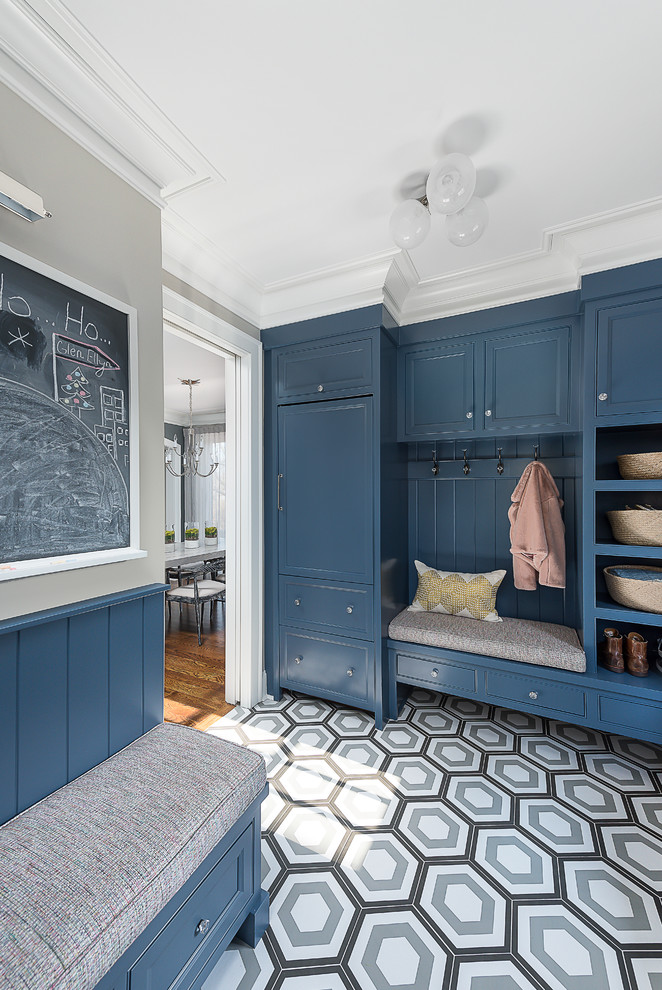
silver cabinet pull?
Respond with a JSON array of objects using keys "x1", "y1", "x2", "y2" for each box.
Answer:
[
  {"x1": 485, "y1": 409, "x2": 492, "y2": 417},
  {"x1": 294, "y1": 656, "x2": 303, "y2": 664},
  {"x1": 294, "y1": 598, "x2": 301, "y2": 606},
  {"x1": 277, "y1": 473, "x2": 283, "y2": 511},
  {"x1": 346, "y1": 667, "x2": 354, "y2": 677},
  {"x1": 317, "y1": 384, "x2": 324, "y2": 392},
  {"x1": 346, "y1": 605, "x2": 353, "y2": 614},
  {"x1": 431, "y1": 668, "x2": 439, "y2": 678},
  {"x1": 598, "y1": 393, "x2": 608, "y2": 401},
  {"x1": 529, "y1": 691, "x2": 538, "y2": 700},
  {"x1": 195, "y1": 919, "x2": 210, "y2": 937},
  {"x1": 466, "y1": 411, "x2": 473, "y2": 419}
]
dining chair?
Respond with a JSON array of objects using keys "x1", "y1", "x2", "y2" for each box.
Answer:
[{"x1": 165, "y1": 571, "x2": 226, "y2": 646}]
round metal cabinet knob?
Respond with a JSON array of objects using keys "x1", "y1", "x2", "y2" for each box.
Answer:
[
  {"x1": 529, "y1": 691, "x2": 538, "y2": 700},
  {"x1": 485, "y1": 409, "x2": 492, "y2": 417},
  {"x1": 317, "y1": 384, "x2": 324, "y2": 392},
  {"x1": 195, "y1": 919, "x2": 210, "y2": 937},
  {"x1": 294, "y1": 598, "x2": 301, "y2": 606},
  {"x1": 466, "y1": 411, "x2": 473, "y2": 419},
  {"x1": 294, "y1": 656, "x2": 303, "y2": 664},
  {"x1": 346, "y1": 667, "x2": 354, "y2": 677},
  {"x1": 598, "y1": 392, "x2": 608, "y2": 401},
  {"x1": 431, "y1": 668, "x2": 439, "y2": 678},
  {"x1": 346, "y1": 605, "x2": 353, "y2": 614}
]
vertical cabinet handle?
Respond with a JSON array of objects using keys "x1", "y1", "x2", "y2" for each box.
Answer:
[{"x1": 277, "y1": 473, "x2": 283, "y2": 511}]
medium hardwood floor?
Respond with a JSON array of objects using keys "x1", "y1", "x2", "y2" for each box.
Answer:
[{"x1": 164, "y1": 601, "x2": 234, "y2": 730}]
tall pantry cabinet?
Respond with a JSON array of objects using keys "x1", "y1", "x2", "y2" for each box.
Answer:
[{"x1": 263, "y1": 308, "x2": 408, "y2": 728}]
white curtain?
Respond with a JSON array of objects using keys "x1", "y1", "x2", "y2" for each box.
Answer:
[{"x1": 184, "y1": 426, "x2": 226, "y2": 538}]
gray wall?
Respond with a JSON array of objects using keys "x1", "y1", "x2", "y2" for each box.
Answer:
[{"x1": 0, "y1": 82, "x2": 165, "y2": 620}]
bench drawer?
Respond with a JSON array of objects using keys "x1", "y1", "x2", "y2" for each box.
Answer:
[
  {"x1": 599, "y1": 695, "x2": 662, "y2": 740},
  {"x1": 397, "y1": 652, "x2": 477, "y2": 695},
  {"x1": 279, "y1": 577, "x2": 373, "y2": 639},
  {"x1": 281, "y1": 628, "x2": 371, "y2": 703},
  {"x1": 485, "y1": 670, "x2": 586, "y2": 717},
  {"x1": 130, "y1": 825, "x2": 253, "y2": 990},
  {"x1": 276, "y1": 335, "x2": 374, "y2": 399}
]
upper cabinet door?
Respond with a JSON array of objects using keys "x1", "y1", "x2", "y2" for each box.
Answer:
[
  {"x1": 278, "y1": 398, "x2": 374, "y2": 583},
  {"x1": 399, "y1": 341, "x2": 475, "y2": 440},
  {"x1": 596, "y1": 298, "x2": 662, "y2": 417},
  {"x1": 483, "y1": 325, "x2": 571, "y2": 433},
  {"x1": 276, "y1": 335, "x2": 374, "y2": 400}
]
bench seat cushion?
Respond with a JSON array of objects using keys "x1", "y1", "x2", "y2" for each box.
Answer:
[
  {"x1": 388, "y1": 608, "x2": 586, "y2": 672},
  {"x1": 0, "y1": 722, "x2": 266, "y2": 990}
]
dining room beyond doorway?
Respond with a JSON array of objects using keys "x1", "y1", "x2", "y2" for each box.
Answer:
[{"x1": 163, "y1": 328, "x2": 234, "y2": 728}]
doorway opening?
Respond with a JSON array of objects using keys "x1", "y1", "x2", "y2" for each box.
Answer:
[{"x1": 162, "y1": 287, "x2": 265, "y2": 727}]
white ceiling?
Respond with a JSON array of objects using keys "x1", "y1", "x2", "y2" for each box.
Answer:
[
  {"x1": 163, "y1": 331, "x2": 225, "y2": 421},
  {"x1": 3, "y1": 0, "x2": 662, "y2": 326}
]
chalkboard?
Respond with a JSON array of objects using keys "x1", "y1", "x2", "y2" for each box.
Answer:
[{"x1": 0, "y1": 247, "x2": 137, "y2": 567}]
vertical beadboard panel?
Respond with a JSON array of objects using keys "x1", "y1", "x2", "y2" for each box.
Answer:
[
  {"x1": 18, "y1": 620, "x2": 69, "y2": 813},
  {"x1": 143, "y1": 593, "x2": 165, "y2": 733},
  {"x1": 455, "y1": 481, "x2": 477, "y2": 573},
  {"x1": 495, "y1": 479, "x2": 518, "y2": 619},
  {"x1": 109, "y1": 598, "x2": 145, "y2": 754},
  {"x1": 434, "y1": 482, "x2": 455, "y2": 570},
  {"x1": 415, "y1": 480, "x2": 438, "y2": 570},
  {"x1": 68, "y1": 608, "x2": 110, "y2": 781},
  {"x1": 0, "y1": 632, "x2": 18, "y2": 824}
]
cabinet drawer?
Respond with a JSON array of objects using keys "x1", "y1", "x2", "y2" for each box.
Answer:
[
  {"x1": 279, "y1": 577, "x2": 373, "y2": 639},
  {"x1": 397, "y1": 652, "x2": 477, "y2": 694},
  {"x1": 485, "y1": 670, "x2": 586, "y2": 717},
  {"x1": 130, "y1": 826, "x2": 253, "y2": 990},
  {"x1": 599, "y1": 695, "x2": 662, "y2": 740},
  {"x1": 276, "y1": 335, "x2": 374, "y2": 399},
  {"x1": 281, "y1": 628, "x2": 371, "y2": 703}
]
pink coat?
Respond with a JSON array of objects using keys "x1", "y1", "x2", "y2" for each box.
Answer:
[{"x1": 508, "y1": 461, "x2": 566, "y2": 590}]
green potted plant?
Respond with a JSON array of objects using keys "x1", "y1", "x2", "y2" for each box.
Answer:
[
  {"x1": 165, "y1": 523, "x2": 176, "y2": 553},
  {"x1": 184, "y1": 521, "x2": 200, "y2": 549},
  {"x1": 205, "y1": 522, "x2": 218, "y2": 547}
]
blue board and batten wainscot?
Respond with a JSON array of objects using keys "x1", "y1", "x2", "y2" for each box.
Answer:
[{"x1": 263, "y1": 260, "x2": 662, "y2": 743}]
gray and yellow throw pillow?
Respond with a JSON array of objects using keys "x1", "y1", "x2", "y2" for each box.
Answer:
[{"x1": 410, "y1": 560, "x2": 506, "y2": 622}]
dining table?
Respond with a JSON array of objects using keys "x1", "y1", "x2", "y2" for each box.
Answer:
[{"x1": 165, "y1": 542, "x2": 226, "y2": 570}]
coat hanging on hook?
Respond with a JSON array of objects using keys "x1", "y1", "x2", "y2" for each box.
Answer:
[{"x1": 508, "y1": 460, "x2": 565, "y2": 590}]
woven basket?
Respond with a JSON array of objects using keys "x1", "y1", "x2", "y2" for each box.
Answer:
[
  {"x1": 607, "y1": 509, "x2": 662, "y2": 547},
  {"x1": 617, "y1": 452, "x2": 662, "y2": 480},
  {"x1": 604, "y1": 565, "x2": 662, "y2": 614}
]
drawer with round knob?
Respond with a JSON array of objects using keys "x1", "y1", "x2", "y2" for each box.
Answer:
[
  {"x1": 276, "y1": 335, "x2": 374, "y2": 400},
  {"x1": 280, "y1": 628, "x2": 370, "y2": 703},
  {"x1": 485, "y1": 670, "x2": 586, "y2": 716},
  {"x1": 396, "y1": 652, "x2": 477, "y2": 695},
  {"x1": 279, "y1": 577, "x2": 372, "y2": 639}
]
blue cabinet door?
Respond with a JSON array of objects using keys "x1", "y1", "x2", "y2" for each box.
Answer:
[
  {"x1": 278, "y1": 398, "x2": 373, "y2": 583},
  {"x1": 399, "y1": 341, "x2": 475, "y2": 439},
  {"x1": 596, "y1": 297, "x2": 662, "y2": 417},
  {"x1": 483, "y1": 325, "x2": 571, "y2": 432},
  {"x1": 276, "y1": 335, "x2": 374, "y2": 400}
]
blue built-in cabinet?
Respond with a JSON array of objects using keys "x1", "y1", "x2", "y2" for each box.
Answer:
[{"x1": 264, "y1": 268, "x2": 662, "y2": 744}]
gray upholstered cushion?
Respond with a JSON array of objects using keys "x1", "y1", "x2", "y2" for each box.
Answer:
[
  {"x1": 389, "y1": 608, "x2": 586, "y2": 672},
  {"x1": 0, "y1": 722, "x2": 266, "y2": 990}
]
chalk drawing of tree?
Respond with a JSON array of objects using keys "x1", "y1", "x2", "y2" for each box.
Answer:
[{"x1": 59, "y1": 366, "x2": 95, "y2": 418}]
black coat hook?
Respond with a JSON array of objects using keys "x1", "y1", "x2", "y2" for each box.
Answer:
[
  {"x1": 432, "y1": 448, "x2": 439, "y2": 476},
  {"x1": 497, "y1": 448, "x2": 504, "y2": 474},
  {"x1": 533, "y1": 444, "x2": 540, "y2": 461},
  {"x1": 463, "y1": 449, "x2": 470, "y2": 475}
]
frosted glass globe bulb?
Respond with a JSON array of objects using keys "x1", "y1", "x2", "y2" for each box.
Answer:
[
  {"x1": 389, "y1": 199, "x2": 431, "y2": 250},
  {"x1": 426, "y1": 153, "x2": 476, "y2": 215},
  {"x1": 445, "y1": 196, "x2": 489, "y2": 247}
]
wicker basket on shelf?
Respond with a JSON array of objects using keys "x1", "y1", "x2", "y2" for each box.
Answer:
[
  {"x1": 607, "y1": 509, "x2": 662, "y2": 547},
  {"x1": 617, "y1": 452, "x2": 662, "y2": 480},
  {"x1": 603, "y1": 565, "x2": 662, "y2": 614}
]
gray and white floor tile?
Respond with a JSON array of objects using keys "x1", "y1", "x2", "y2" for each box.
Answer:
[{"x1": 202, "y1": 690, "x2": 662, "y2": 990}]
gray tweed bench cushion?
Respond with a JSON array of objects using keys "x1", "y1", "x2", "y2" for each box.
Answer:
[
  {"x1": 389, "y1": 608, "x2": 586, "y2": 672},
  {"x1": 0, "y1": 722, "x2": 266, "y2": 990}
]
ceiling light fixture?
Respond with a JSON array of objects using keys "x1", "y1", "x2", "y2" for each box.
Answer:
[
  {"x1": 390, "y1": 152, "x2": 488, "y2": 250},
  {"x1": 164, "y1": 379, "x2": 219, "y2": 479}
]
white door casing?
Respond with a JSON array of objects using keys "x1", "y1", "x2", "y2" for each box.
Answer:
[{"x1": 163, "y1": 286, "x2": 264, "y2": 709}]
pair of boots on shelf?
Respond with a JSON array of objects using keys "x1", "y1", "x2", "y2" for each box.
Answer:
[{"x1": 599, "y1": 628, "x2": 649, "y2": 676}]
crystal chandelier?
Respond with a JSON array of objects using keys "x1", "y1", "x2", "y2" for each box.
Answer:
[{"x1": 165, "y1": 379, "x2": 219, "y2": 479}]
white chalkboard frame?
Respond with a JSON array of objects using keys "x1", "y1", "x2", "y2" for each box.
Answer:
[{"x1": 0, "y1": 240, "x2": 145, "y2": 582}]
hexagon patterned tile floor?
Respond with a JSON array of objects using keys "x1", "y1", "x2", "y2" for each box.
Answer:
[{"x1": 203, "y1": 690, "x2": 662, "y2": 990}]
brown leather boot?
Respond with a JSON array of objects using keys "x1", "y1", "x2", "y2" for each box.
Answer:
[
  {"x1": 625, "y1": 631, "x2": 649, "y2": 677},
  {"x1": 599, "y1": 628, "x2": 624, "y2": 672}
]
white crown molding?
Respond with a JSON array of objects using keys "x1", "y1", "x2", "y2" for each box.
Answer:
[
  {"x1": 164, "y1": 410, "x2": 225, "y2": 428},
  {"x1": 0, "y1": 0, "x2": 223, "y2": 205}
]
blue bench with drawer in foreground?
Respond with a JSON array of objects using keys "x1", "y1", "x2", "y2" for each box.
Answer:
[{"x1": 0, "y1": 722, "x2": 268, "y2": 990}]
